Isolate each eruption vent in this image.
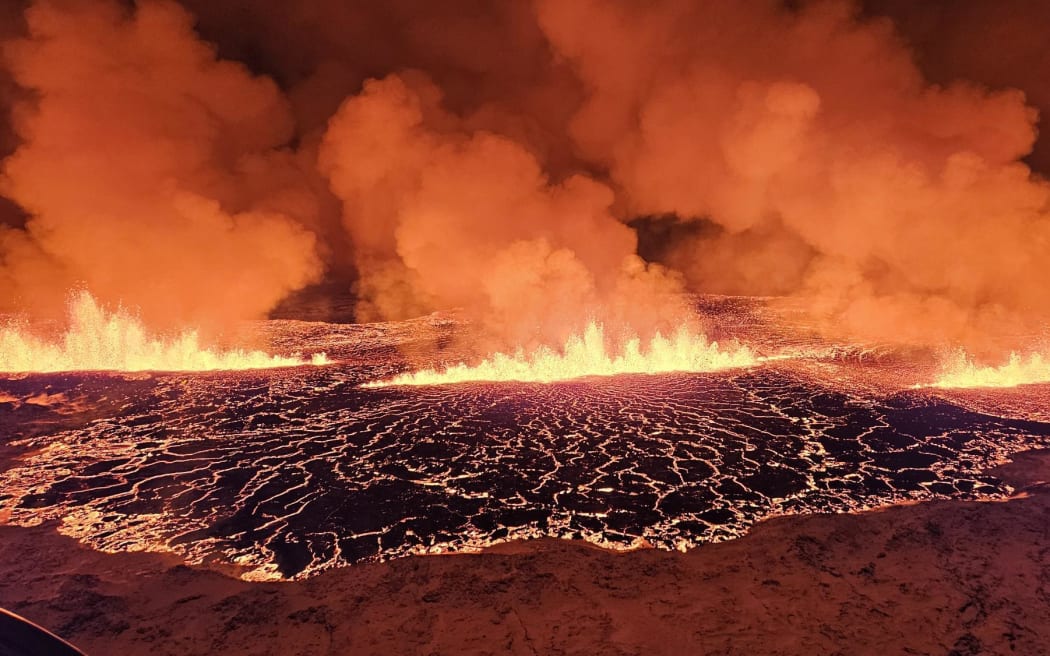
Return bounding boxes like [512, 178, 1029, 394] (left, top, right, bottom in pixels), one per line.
[0, 292, 328, 374]
[926, 350, 1050, 389]
[1, 0, 1048, 369]
[366, 322, 758, 387]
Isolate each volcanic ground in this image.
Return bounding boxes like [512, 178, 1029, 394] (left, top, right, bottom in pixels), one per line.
[2, 298, 1049, 581]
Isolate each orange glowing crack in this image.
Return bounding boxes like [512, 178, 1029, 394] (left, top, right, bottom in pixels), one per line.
[365, 321, 761, 387]
[0, 291, 329, 374]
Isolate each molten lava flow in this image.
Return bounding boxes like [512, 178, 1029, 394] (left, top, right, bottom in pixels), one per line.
[927, 350, 1050, 389]
[366, 322, 759, 387]
[0, 292, 329, 374]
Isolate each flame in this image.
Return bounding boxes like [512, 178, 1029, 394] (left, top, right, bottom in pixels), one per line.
[0, 291, 329, 374]
[366, 322, 759, 387]
[926, 350, 1050, 389]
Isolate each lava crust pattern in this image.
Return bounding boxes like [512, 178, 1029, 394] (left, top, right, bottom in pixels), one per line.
[2, 364, 1048, 580]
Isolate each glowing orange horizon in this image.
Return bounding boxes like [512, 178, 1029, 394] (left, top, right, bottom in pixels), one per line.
[0, 291, 329, 374]
[364, 321, 761, 387]
[924, 350, 1050, 389]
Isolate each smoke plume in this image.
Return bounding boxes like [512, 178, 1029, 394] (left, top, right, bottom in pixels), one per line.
[536, 0, 1050, 351]
[1, 0, 1049, 357]
[319, 73, 688, 349]
[0, 0, 321, 332]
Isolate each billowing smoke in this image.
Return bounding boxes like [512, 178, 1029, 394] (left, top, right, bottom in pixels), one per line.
[0, 0, 322, 332]
[865, 0, 1050, 173]
[536, 0, 1050, 352]
[1, 0, 1049, 357]
[319, 73, 688, 349]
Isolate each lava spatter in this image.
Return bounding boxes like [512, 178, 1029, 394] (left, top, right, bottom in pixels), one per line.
[0, 292, 329, 374]
[365, 322, 760, 387]
[2, 315, 1047, 581]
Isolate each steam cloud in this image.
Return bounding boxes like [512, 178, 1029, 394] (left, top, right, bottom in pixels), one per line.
[318, 73, 688, 349]
[537, 0, 1049, 351]
[0, 0, 322, 332]
[1, 0, 1049, 357]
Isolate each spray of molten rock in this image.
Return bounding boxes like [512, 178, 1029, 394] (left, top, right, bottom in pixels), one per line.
[0, 292, 328, 374]
[366, 322, 759, 387]
[926, 350, 1050, 389]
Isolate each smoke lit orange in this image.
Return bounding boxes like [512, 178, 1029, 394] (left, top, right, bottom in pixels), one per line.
[366, 322, 759, 387]
[0, 291, 329, 374]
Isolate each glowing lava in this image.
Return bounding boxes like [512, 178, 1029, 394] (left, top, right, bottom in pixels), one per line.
[0, 291, 329, 374]
[926, 350, 1050, 389]
[366, 322, 759, 387]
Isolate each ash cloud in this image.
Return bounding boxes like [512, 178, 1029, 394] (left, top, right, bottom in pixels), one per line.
[1, 0, 1049, 356]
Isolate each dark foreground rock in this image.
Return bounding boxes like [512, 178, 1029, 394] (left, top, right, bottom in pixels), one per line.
[2, 449, 1049, 656]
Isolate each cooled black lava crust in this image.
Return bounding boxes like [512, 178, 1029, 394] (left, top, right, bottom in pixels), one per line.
[3, 363, 1048, 579]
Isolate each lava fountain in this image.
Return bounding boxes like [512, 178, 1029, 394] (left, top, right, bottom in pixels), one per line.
[365, 321, 759, 387]
[925, 350, 1050, 389]
[0, 291, 329, 374]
